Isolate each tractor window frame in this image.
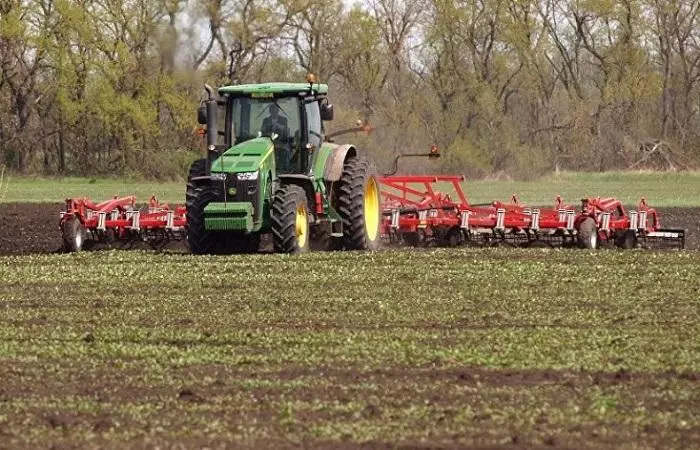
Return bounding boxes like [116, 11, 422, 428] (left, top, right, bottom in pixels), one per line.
[304, 99, 322, 150]
[230, 95, 301, 145]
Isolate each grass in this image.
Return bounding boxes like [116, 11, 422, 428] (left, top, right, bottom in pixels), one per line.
[1, 248, 699, 447]
[3, 170, 700, 207]
[0, 165, 9, 202]
[465, 171, 700, 207]
[2, 176, 184, 204]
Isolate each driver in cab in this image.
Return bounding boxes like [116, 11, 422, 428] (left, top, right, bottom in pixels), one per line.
[261, 103, 289, 139]
[261, 103, 292, 170]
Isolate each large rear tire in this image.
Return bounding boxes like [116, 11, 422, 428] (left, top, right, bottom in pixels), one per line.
[577, 217, 598, 249]
[186, 158, 207, 208]
[186, 185, 218, 254]
[335, 156, 381, 251]
[271, 184, 310, 254]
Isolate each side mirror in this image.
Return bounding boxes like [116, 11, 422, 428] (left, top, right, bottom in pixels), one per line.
[321, 103, 334, 121]
[197, 104, 207, 125]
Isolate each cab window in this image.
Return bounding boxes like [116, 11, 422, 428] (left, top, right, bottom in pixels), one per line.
[305, 101, 322, 149]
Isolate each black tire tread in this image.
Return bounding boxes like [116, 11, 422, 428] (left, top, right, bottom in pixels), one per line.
[186, 158, 207, 208]
[186, 185, 218, 254]
[615, 229, 638, 249]
[335, 156, 380, 251]
[271, 184, 309, 254]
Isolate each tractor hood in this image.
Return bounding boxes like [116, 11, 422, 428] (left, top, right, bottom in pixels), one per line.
[210, 137, 274, 173]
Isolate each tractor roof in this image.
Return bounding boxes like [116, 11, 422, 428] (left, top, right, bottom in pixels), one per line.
[218, 82, 328, 96]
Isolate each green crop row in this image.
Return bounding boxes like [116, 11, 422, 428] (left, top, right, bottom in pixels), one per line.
[1, 248, 699, 447]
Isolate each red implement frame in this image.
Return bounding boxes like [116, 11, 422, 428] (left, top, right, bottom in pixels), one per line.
[378, 175, 685, 249]
[59, 196, 186, 251]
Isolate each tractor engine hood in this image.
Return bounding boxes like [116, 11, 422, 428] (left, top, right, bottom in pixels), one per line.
[210, 137, 274, 174]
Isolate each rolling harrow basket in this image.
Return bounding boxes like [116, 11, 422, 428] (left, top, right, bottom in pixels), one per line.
[378, 175, 686, 250]
[59, 196, 186, 252]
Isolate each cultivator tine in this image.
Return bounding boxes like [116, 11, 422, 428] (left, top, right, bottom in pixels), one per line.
[600, 212, 611, 232]
[531, 209, 540, 231]
[418, 210, 428, 229]
[460, 211, 470, 229]
[638, 210, 647, 230]
[566, 211, 575, 231]
[129, 211, 141, 231]
[391, 209, 400, 229]
[166, 210, 175, 230]
[629, 210, 638, 229]
[97, 212, 107, 231]
[495, 208, 506, 231]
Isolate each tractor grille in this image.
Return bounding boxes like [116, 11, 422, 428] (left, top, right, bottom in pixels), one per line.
[216, 174, 261, 215]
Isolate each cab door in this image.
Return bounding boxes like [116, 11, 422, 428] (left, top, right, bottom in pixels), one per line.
[304, 100, 323, 173]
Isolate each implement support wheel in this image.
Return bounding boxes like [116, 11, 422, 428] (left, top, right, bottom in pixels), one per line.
[615, 229, 638, 250]
[336, 156, 381, 250]
[272, 184, 310, 254]
[62, 217, 86, 252]
[577, 217, 598, 249]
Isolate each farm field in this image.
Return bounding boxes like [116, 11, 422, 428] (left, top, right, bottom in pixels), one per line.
[4, 171, 700, 207]
[0, 172, 699, 448]
[1, 249, 699, 448]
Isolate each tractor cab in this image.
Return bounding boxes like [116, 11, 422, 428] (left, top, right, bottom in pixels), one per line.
[198, 76, 334, 176]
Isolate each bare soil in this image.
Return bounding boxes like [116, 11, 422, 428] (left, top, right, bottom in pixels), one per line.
[0, 203, 697, 255]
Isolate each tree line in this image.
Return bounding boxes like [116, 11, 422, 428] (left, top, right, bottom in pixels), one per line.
[1, 0, 699, 180]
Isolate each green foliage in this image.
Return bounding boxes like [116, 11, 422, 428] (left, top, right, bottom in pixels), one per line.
[2, 0, 700, 178]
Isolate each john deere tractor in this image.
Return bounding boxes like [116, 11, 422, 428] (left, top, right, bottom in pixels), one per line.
[186, 75, 381, 254]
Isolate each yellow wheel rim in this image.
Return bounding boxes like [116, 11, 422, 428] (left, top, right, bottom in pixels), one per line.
[364, 177, 380, 241]
[295, 204, 308, 248]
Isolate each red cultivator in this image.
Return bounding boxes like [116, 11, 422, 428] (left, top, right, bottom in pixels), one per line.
[58, 175, 685, 252]
[378, 175, 686, 249]
[59, 196, 186, 252]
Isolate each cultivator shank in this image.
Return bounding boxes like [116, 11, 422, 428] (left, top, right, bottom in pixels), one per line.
[378, 176, 685, 250]
[59, 196, 186, 252]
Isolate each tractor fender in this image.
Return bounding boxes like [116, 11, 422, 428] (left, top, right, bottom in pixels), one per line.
[278, 174, 317, 206]
[323, 144, 357, 182]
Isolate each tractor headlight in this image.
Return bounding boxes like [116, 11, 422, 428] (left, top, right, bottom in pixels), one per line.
[210, 172, 227, 181]
[237, 171, 259, 181]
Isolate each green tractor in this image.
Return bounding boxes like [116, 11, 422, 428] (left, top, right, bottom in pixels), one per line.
[186, 75, 381, 254]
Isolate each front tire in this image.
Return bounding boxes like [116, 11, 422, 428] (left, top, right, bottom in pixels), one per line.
[271, 185, 310, 254]
[336, 156, 381, 251]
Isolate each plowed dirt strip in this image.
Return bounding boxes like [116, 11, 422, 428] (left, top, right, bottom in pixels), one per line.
[0, 203, 698, 254]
